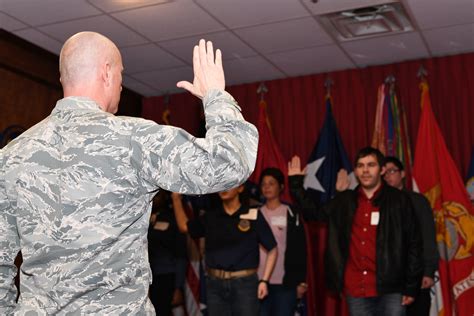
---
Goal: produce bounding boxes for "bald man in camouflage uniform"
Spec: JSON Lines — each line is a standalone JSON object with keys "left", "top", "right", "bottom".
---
{"left": 0, "top": 32, "right": 258, "bottom": 315}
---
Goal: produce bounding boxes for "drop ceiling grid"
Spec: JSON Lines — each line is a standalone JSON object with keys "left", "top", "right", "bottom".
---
{"left": 0, "top": 0, "right": 472, "bottom": 96}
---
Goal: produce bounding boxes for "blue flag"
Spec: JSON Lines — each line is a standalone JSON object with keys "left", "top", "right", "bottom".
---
{"left": 302, "top": 97, "right": 354, "bottom": 316}
{"left": 304, "top": 97, "right": 355, "bottom": 204}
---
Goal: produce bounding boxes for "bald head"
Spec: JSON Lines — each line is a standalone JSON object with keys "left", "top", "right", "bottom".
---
{"left": 59, "top": 32, "right": 123, "bottom": 113}
{"left": 60, "top": 32, "right": 118, "bottom": 87}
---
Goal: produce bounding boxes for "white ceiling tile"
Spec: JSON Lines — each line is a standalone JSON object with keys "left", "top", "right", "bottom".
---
{"left": 88, "top": 0, "right": 170, "bottom": 13}
{"left": 132, "top": 66, "right": 193, "bottom": 94}
{"left": 341, "top": 32, "right": 429, "bottom": 67}
{"left": 2, "top": 0, "right": 473, "bottom": 93}
{"left": 121, "top": 43, "right": 185, "bottom": 74}
{"left": 303, "top": 0, "right": 397, "bottom": 15}
{"left": 38, "top": 15, "right": 148, "bottom": 47}
{"left": 405, "top": 0, "right": 474, "bottom": 30}
{"left": 223, "top": 56, "right": 285, "bottom": 86}
{"left": 0, "top": 12, "right": 28, "bottom": 31}
{"left": 196, "top": 0, "right": 310, "bottom": 28}
{"left": 235, "top": 17, "right": 334, "bottom": 54}
{"left": 113, "top": 1, "right": 224, "bottom": 41}
{"left": 13, "top": 28, "right": 63, "bottom": 55}
{"left": 423, "top": 24, "right": 474, "bottom": 56}
{"left": 122, "top": 75, "right": 159, "bottom": 96}
{"left": 159, "top": 31, "right": 258, "bottom": 62}
{"left": 1, "top": 0, "right": 100, "bottom": 26}
{"left": 267, "top": 45, "right": 355, "bottom": 76}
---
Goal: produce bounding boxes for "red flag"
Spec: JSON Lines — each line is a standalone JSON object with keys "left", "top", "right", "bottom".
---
{"left": 412, "top": 81, "right": 474, "bottom": 316}
{"left": 249, "top": 100, "right": 292, "bottom": 203}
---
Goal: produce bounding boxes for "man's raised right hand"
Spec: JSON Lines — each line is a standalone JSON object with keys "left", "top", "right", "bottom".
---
{"left": 177, "top": 39, "right": 225, "bottom": 99}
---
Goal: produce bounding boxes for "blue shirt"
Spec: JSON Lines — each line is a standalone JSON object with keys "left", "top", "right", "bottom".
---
{"left": 187, "top": 205, "right": 276, "bottom": 271}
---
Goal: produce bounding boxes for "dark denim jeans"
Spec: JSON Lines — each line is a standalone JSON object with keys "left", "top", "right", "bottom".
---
{"left": 346, "top": 293, "right": 406, "bottom": 316}
{"left": 206, "top": 273, "right": 259, "bottom": 316}
{"left": 259, "top": 284, "right": 297, "bottom": 316}
{"left": 407, "top": 288, "right": 431, "bottom": 316}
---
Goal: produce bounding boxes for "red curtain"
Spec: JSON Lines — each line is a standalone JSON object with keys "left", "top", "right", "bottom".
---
{"left": 143, "top": 53, "right": 474, "bottom": 178}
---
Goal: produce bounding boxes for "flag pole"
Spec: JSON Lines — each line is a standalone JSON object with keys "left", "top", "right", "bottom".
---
{"left": 385, "top": 74, "right": 396, "bottom": 98}
{"left": 384, "top": 74, "right": 396, "bottom": 84}
{"left": 257, "top": 82, "right": 268, "bottom": 101}
{"left": 324, "top": 77, "right": 334, "bottom": 98}
{"left": 385, "top": 74, "right": 396, "bottom": 91}
{"left": 417, "top": 65, "right": 428, "bottom": 82}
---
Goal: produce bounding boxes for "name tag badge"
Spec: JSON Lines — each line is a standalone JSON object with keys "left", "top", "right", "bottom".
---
{"left": 240, "top": 208, "right": 258, "bottom": 220}
{"left": 370, "top": 212, "right": 380, "bottom": 226}
{"left": 271, "top": 215, "right": 287, "bottom": 227}
{"left": 153, "top": 221, "right": 170, "bottom": 231}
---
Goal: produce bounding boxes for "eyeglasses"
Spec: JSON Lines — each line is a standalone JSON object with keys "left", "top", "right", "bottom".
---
{"left": 385, "top": 168, "right": 400, "bottom": 175}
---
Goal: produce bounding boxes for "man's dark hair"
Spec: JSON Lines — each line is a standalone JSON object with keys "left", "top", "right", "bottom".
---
{"left": 259, "top": 167, "right": 284, "bottom": 187}
{"left": 354, "top": 147, "right": 385, "bottom": 167}
{"left": 384, "top": 156, "right": 404, "bottom": 171}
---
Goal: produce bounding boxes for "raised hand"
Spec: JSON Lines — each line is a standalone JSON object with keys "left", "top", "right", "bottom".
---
{"left": 288, "top": 155, "right": 306, "bottom": 176}
{"left": 336, "top": 169, "right": 350, "bottom": 192}
{"left": 177, "top": 39, "right": 225, "bottom": 99}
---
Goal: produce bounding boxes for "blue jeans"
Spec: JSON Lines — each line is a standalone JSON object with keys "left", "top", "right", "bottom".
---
{"left": 346, "top": 293, "right": 406, "bottom": 316}
{"left": 259, "top": 284, "right": 297, "bottom": 316}
{"left": 206, "top": 273, "right": 259, "bottom": 316}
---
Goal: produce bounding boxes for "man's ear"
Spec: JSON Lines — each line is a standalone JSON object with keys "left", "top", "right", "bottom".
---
{"left": 380, "top": 165, "right": 386, "bottom": 176}
{"left": 103, "top": 62, "right": 111, "bottom": 87}
{"left": 401, "top": 170, "right": 406, "bottom": 180}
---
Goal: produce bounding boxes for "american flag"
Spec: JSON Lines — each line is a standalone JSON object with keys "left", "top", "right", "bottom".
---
{"left": 173, "top": 196, "right": 208, "bottom": 316}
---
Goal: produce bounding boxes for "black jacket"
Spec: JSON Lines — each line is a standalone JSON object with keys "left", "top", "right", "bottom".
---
{"left": 258, "top": 204, "right": 307, "bottom": 288}
{"left": 406, "top": 190, "right": 439, "bottom": 278}
{"left": 283, "top": 206, "right": 307, "bottom": 288}
{"left": 289, "top": 175, "right": 423, "bottom": 297}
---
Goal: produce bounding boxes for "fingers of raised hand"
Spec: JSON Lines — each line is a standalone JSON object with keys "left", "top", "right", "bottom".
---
{"left": 206, "top": 41, "right": 214, "bottom": 65}
{"left": 198, "top": 39, "right": 207, "bottom": 68}
{"left": 192, "top": 45, "right": 201, "bottom": 75}
{"left": 291, "top": 155, "right": 301, "bottom": 168}
{"left": 176, "top": 80, "right": 193, "bottom": 92}
{"left": 338, "top": 169, "right": 347, "bottom": 176}
{"left": 215, "top": 49, "right": 222, "bottom": 68}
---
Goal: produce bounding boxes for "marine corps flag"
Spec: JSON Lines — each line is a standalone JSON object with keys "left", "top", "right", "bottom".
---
{"left": 412, "top": 81, "right": 474, "bottom": 316}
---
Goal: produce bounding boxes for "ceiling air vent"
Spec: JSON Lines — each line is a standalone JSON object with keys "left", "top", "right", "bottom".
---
{"left": 318, "top": 2, "right": 414, "bottom": 42}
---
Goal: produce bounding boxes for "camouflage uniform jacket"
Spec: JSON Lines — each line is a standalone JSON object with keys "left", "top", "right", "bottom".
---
{"left": 0, "top": 89, "right": 258, "bottom": 315}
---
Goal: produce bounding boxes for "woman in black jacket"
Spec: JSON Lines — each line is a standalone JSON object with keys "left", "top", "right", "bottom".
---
{"left": 258, "top": 168, "right": 308, "bottom": 316}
